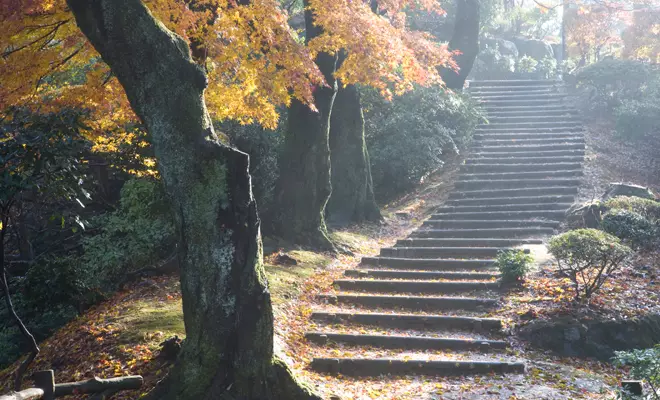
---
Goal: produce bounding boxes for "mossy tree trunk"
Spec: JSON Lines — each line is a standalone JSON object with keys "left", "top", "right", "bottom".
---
{"left": 327, "top": 55, "right": 382, "bottom": 225}
{"left": 440, "top": 0, "right": 480, "bottom": 90}
{"left": 275, "top": 2, "right": 337, "bottom": 250}
{"left": 66, "top": 1, "right": 319, "bottom": 399}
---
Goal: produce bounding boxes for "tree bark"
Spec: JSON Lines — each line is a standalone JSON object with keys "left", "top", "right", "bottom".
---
{"left": 326, "top": 56, "right": 382, "bottom": 225}
{"left": 275, "top": 2, "right": 337, "bottom": 249}
{"left": 440, "top": 0, "right": 480, "bottom": 90}
{"left": 66, "top": 1, "right": 319, "bottom": 399}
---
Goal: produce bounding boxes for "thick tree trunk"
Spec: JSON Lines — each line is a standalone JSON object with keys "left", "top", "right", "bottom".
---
{"left": 66, "top": 1, "right": 319, "bottom": 399}
{"left": 275, "top": 4, "right": 337, "bottom": 249}
{"left": 327, "top": 73, "right": 381, "bottom": 225}
{"left": 440, "top": 0, "right": 480, "bottom": 90}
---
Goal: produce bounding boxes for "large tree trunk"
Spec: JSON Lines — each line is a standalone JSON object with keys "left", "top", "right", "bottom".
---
{"left": 326, "top": 64, "right": 381, "bottom": 225}
{"left": 440, "top": 0, "right": 480, "bottom": 90}
{"left": 275, "top": 3, "right": 337, "bottom": 250}
{"left": 66, "top": 1, "right": 319, "bottom": 399}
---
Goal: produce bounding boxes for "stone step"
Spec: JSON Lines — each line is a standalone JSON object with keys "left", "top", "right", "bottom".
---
{"left": 476, "top": 126, "right": 584, "bottom": 134}
{"left": 318, "top": 294, "right": 499, "bottom": 311}
{"left": 423, "top": 219, "right": 560, "bottom": 229}
{"left": 446, "top": 194, "right": 574, "bottom": 206}
{"left": 485, "top": 115, "right": 581, "bottom": 124}
{"left": 306, "top": 332, "right": 508, "bottom": 351}
{"left": 345, "top": 269, "right": 500, "bottom": 281}
{"left": 485, "top": 108, "right": 579, "bottom": 117}
{"left": 466, "top": 156, "right": 584, "bottom": 165}
{"left": 431, "top": 210, "right": 567, "bottom": 221}
{"left": 449, "top": 186, "right": 578, "bottom": 199}
{"left": 462, "top": 163, "right": 582, "bottom": 173}
{"left": 360, "top": 257, "right": 494, "bottom": 270}
{"left": 458, "top": 170, "right": 582, "bottom": 181}
{"left": 472, "top": 150, "right": 585, "bottom": 159}
{"left": 380, "top": 246, "right": 530, "bottom": 259}
{"left": 455, "top": 178, "right": 581, "bottom": 190}
{"left": 476, "top": 93, "right": 568, "bottom": 102}
{"left": 397, "top": 238, "right": 542, "bottom": 247}
{"left": 474, "top": 137, "right": 584, "bottom": 146}
{"left": 474, "top": 132, "right": 584, "bottom": 140}
{"left": 311, "top": 311, "right": 503, "bottom": 331}
{"left": 479, "top": 123, "right": 582, "bottom": 132}
{"left": 470, "top": 79, "right": 561, "bottom": 87}
{"left": 411, "top": 227, "right": 555, "bottom": 239}
{"left": 470, "top": 85, "right": 561, "bottom": 92}
{"left": 334, "top": 279, "right": 501, "bottom": 294}
{"left": 437, "top": 202, "right": 572, "bottom": 213}
{"left": 480, "top": 99, "right": 565, "bottom": 107}
{"left": 472, "top": 143, "right": 585, "bottom": 153}
{"left": 311, "top": 358, "right": 526, "bottom": 376}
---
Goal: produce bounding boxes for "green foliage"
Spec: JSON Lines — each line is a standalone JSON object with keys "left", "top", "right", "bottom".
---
{"left": 601, "top": 210, "right": 658, "bottom": 250}
{"left": 495, "top": 249, "right": 534, "bottom": 283}
{"left": 614, "top": 98, "right": 660, "bottom": 139}
{"left": 80, "top": 178, "right": 175, "bottom": 289}
{"left": 363, "top": 86, "right": 484, "bottom": 200}
{"left": 517, "top": 55, "right": 539, "bottom": 74}
{"left": 548, "top": 229, "right": 633, "bottom": 301}
{"left": 604, "top": 196, "right": 660, "bottom": 222}
{"left": 472, "top": 43, "right": 516, "bottom": 80}
{"left": 536, "top": 56, "right": 558, "bottom": 79}
{"left": 614, "top": 345, "right": 660, "bottom": 399}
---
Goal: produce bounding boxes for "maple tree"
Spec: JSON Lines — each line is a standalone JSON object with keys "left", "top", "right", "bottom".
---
{"left": 1, "top": 0, "right": 457, "bottom": 398}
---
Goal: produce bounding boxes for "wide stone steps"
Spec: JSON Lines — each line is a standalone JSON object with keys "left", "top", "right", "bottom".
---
{"left": 308, "top": 80, "right": 583, "bottom": 378}
{"left": 344, "top": 269, "right": 501, "bottom": 281}
{"left": 311, "top": 358, "right": 526, "bottom": 377}
{"left": 411, "top": 227, "right": 554, "bottom": 239}
{"left": 396, "top": 238, "right": 542, "bottom": 247}
{"left": 311, "top": 311, "right": 503, "bottom": 331}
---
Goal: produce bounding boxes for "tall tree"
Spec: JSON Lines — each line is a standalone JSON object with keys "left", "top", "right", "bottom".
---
{"left": 65, "top": 1, "right": 318, "bottom": 399}
{"left": 440, "top": 0, "right": 480, "bottom": 90}
{"left": 326, "top": 53, "right": 382, "bottom": 225}
{"left": 275, "top": 2, "right": 338, "bottom": 250}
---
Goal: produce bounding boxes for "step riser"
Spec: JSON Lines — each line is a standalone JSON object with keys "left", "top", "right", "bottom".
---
{"left": 461, "top": 164, "right": 582, "bottom": 173}
{"left": 306, "top": 333, "right": 507, "bottom": 351}
{"left": 455, "top": 180, "right": 580, "bottom": 190}
{"left": 450, "top": 187, "right": 578, "bottom": 199}
{"left": 361, "top": 257, "right": 494, "bottom": 269}
{"left": 320, "top": 295, "right": 498, "bottom": 311}
{"left": 477, "top": 95, "right": 568, "bottom": 102}
{"left": 335, "top": 280, "right": 500, "bottom": 294}
{"left": 311, "top": 359, "right": 526, "bottom": 376}
{"left": 423, "top": 220, "right": 560, "bottom": 229}
{"left": 431, "top": 211, "right": 566, "bottom": 220}
{"left": 485, "top": 116, "right": 581, "bottom": 123}
{"left": 459, "top": 171, "right": 582, "bottom": 181}
{"left": 470, "top": 80, "right": 561, "bottom": 87}
{"left": 311, "top": 312, "right": 503, "bottom": 331}
{"left": 476, "top": 127, "right": 584, "bottom": 133}
{"left": 473, "top": 144, "right": 585, "bottom": 153}
{"left": 447, "top": 195, "right": 575, "bottom": 206}
{"left": 411, "top": 228, "right": 554, "bottom": 239}
{"left": 396, "top": 238, "right": 542, "bottom": 247}
{"left": 472, "top": 151, "right": 585, "bottom": 159}
{"left": 345, "top": 270, "right": 500, "bottom": 280}
{"left": 470, "top": 86, "right": 560, "bottom": 92}
{"left": 380, "top": 248, "right": 513, "bottom": 259}
{"left": 437, "top": 203, "right": 571, "bottom": 213}
{"left": 466, "top": 157, "right": 583, "bottom": 165}
{"left": 475, "top": 138, "right": 585, "bottom": 146}
{"left": 481, "top": 100, "right": 565, "bottom": 107}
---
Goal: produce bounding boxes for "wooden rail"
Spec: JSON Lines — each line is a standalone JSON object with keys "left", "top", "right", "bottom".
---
{"left": 0, "top": 371, "right": 143, "bottom": 400}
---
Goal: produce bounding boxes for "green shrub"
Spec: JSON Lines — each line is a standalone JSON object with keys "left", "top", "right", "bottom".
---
{"left": 80, "top": 178, "right": 175, "bottom": 289}
{"left": 614, "top": 98, "right": 660, "bottom": 139}
{"left": 537, "top": 56, "right": 558, "bottom": 79}
{"left": 614, "top": 345, "right": 660, "bottom": 399}
{"left": 604, "top": 196, "right": 660, "bottom": 222}
{"left": 471, "top": 44, "right": 516, "bottom": 80}
{"left": 548, "top": 229, "right": 633, "bottom": 301}
{"left": 495, "top": 249, "right": 534, "bottom": 283}
{"left": 364, "top": 87, "right": 484, "bottom": 200}
{"left": 601, "top": 210, "right": 658, "bottom": 250}
{"left": 517, "top": 55, "right": 539, "bottom": 74}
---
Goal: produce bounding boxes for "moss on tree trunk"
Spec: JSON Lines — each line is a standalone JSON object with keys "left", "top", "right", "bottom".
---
{"left": 66, "top": 1, "right": 320, "bottom": 399}
{"left": 327, "top": 74, "right": 381, "bottom": 225}
{"left": 274, "top": 3, "right": 337, "bottom": 250}
{"left": 440, "top": 0, "right": 480, "bottom": 90}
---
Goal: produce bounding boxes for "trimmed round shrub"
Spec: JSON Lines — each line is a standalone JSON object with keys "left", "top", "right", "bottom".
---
{"left": 601, "top": 210, "right": 658, "bottom": 250}
{"left": 495, "top": 249, "right": 534, "bottom": 283}
{"left": 548, "top": 229, "right": 633, "bottom": 301}
{"left": 603, "top": 196, "right": 660, "bottom": 222}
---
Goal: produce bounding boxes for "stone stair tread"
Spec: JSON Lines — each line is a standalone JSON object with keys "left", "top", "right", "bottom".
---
{"left": 360, "top": 257, "right": 495, "bottom": 270}
{"left": 334, "top": 279, "right": 501, "bottom": 294}
{"left": 447, "top": 194, "right": 575, "bottom": 205}
{"left": 397, "top": 237, "right": 543, "bottom": 246}
{"left": 310, "top": 357, "right": 526, "bottom": 376}
{"left": 318, "top": 294, "right": 499, "bottom": 311}
{"left": 437, "top": 203, "right": 571, "bottom": 213}
{"left": 412, "top": 227, "right": 554, "bottom": 239}
{"left": 423, "top": 220, "right": 561, "bottom": 229}
{"left": 344, "top": 269, "right": 500, "bottom": 280}
{"left": 305, "top": 332, "right": 508, "bottom": 350}
{"left": 310, "top": 311, "right": 503, "bottom": 330}
{"left": 458, "top": 171, "right": 582, "bottom": 179}
{"left": 466, "top": 156, "right": 584, "bottom": 164}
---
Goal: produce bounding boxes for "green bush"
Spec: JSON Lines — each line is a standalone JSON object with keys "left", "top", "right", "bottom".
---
{"left": 614, "top": 345, "right": 660, "bottom": 399}
{"left": 517, "top": 55, "right": 539, "bottom": 74}
{"left": 80, "top": 178, "right": 175, "bottom": 289}
{"left": 364, "top": 87, "right": 484, "bottom": 200}
{"left": 604, "top": 196, "right": 660, "bottom": 222}
{"left": 614, "top": 98, "right": 660, "bottom": 139}
{"left": 537, "top": 56, "right": 558, "bottom": 79}
{"left": 495, "top": 249, "right": 534, "bottom": 283}
{"left": 548, "top": 229, "right": 633, "bottom": 301}
{"left": 601, "top": 210, "right": 658, "bottom": 250}
{"left": 471, "top": 43, "right": 516, "bottom": 80}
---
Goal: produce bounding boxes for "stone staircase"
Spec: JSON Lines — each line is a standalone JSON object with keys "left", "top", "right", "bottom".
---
{"left": 306, "top": 79, "right": 584, "bottom": 378}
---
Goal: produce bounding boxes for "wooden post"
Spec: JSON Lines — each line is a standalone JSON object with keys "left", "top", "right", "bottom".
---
{"left": 53, "top": 376, "right": 143, "bottom": 397}
{"left": 622, "top": 380, "right": 643, "bottom": 397}
{"left": 32, "top": 370, "right": 54, "bottom": 400}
